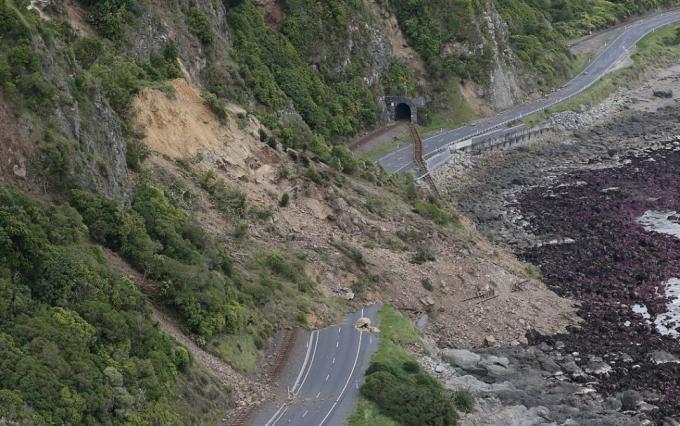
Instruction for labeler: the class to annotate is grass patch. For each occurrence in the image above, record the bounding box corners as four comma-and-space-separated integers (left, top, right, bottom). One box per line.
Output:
376, 305, 421, 347
210, 334, 261, 374
348, 399, 400, 426
525, 23, 680, 121
358, 137, 410, 162
419, 78, 478, 136
175, 364, 231, 424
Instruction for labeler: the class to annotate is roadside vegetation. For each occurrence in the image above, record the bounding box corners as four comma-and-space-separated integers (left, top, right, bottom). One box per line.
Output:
350, 305, 460, 426
1, 0, 669, 423
523, 21, 680, 123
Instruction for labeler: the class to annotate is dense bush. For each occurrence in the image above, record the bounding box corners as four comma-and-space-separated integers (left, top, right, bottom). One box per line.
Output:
382, 62, 417, 96
80, 0, 134, 40
0, 185, 186, 424
202, 90, 227, 121
187, 6, 214, 46
70, 186, 244, 338
226, 1, 377, 139
414, 199, 456, 226
360, 321, 457, 426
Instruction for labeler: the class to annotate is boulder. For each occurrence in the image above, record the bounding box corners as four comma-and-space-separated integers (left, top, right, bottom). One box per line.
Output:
653, 89, 673, 98
481, 355, 510, 369
355, 317, 371, 329
620, 390, 642, 411
604, 396, 622, 412
483, 335, 497, 347
584, 361, 612, 376
442, 349, 481, 370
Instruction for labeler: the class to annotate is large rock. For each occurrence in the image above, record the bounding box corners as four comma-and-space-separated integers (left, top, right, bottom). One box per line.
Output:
447, 374, 515, 395
442, 349, 481, 370
620, 390, 642, 411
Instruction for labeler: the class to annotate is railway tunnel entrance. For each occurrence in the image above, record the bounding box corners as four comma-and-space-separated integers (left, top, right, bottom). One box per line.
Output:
384, 96, 418, 124
394, 103, 412, 121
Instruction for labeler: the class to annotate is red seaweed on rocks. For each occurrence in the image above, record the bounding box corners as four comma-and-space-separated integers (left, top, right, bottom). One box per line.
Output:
519, 145, 680, 419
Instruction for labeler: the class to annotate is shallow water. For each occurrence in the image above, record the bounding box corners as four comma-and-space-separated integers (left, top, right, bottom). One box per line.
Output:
637, 210, 680, 239
655, 278, 680, 338
636, 210, 680, 338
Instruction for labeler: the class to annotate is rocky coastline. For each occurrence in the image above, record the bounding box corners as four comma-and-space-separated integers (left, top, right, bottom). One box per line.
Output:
430, 74, 680, 424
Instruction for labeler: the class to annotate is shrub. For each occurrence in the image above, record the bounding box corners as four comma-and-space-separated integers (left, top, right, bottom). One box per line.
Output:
126, 141, 150, 171
201, 90, 226, 121
361, 370, 456, 425
414, 200, 453, 226
0, 185, 182, 424
144, 43, 182, 81
453, 389, 475, 414
199, 171, 247, 218
413, 246, 435, 264
279, 193, 290, 207
305, 167, 323, 184
248, 205, 273, 220
187, 7, 213, 46
82, 0, 133, 39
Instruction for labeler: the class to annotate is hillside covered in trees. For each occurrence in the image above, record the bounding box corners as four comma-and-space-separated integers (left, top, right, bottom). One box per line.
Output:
0, 0, 676, 424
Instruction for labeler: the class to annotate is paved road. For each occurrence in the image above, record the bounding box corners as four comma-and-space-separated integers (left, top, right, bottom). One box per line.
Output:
250, 305, 380, 426
377, 9, 680, 174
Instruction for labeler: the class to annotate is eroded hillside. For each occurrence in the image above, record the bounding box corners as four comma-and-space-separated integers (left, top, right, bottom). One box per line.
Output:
0, 0, 672, 423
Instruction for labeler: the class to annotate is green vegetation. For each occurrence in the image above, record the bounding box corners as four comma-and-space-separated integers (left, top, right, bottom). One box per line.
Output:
386, 0, 483, 79
383, 62, 417, 97
80, 0, 134, 40
0, 185, 196, 424
376, 305, 421, 346
419, 78, 478, 133
523, 22, 680, 120
187, 6, 213, 46
415, 197, 462, 227
353, 305, 457, 426
227, 1, 377, 140
279, 193, 290, 207
453, 389, 475, 413
70, 186, 245, 339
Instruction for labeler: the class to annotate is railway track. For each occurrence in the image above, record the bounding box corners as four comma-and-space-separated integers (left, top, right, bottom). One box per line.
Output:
410, 124, 442, 198
228, 328, 299, 426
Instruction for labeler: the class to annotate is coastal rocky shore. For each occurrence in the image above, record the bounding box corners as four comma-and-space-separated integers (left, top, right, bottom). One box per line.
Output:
430, 70, 680, 424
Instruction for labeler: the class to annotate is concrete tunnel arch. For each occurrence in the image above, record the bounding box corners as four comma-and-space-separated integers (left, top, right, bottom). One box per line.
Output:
384, 96, 418, 124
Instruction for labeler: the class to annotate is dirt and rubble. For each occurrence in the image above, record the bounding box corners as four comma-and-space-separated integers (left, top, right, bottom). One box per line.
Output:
431, 63, 680, 424
125, 78, 580, 409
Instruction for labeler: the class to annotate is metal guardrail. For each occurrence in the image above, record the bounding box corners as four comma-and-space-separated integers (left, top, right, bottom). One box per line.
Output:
409, 124, 442, 198
394, 10, 680, 177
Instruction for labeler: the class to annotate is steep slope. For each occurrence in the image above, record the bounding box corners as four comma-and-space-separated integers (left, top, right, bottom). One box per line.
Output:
0, 0, 668, 424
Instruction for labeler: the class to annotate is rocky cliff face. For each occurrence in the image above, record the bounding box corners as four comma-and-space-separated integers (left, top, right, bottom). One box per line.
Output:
477, 1, 533, 110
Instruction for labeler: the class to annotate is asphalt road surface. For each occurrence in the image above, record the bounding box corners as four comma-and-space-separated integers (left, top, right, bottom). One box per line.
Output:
249, 305, 380, 426
377, 9, 680, 174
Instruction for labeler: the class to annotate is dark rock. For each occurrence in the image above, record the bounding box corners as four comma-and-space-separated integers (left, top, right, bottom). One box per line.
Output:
605, 396, 623, 411
620, 390, 642, 411
653, 90, 673, 99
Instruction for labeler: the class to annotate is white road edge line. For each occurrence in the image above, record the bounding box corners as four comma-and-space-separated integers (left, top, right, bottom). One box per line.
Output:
296, 330, 319, 395
318, 308, 365, 426
378, 11, 680, 175
265, 330, 318, 426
